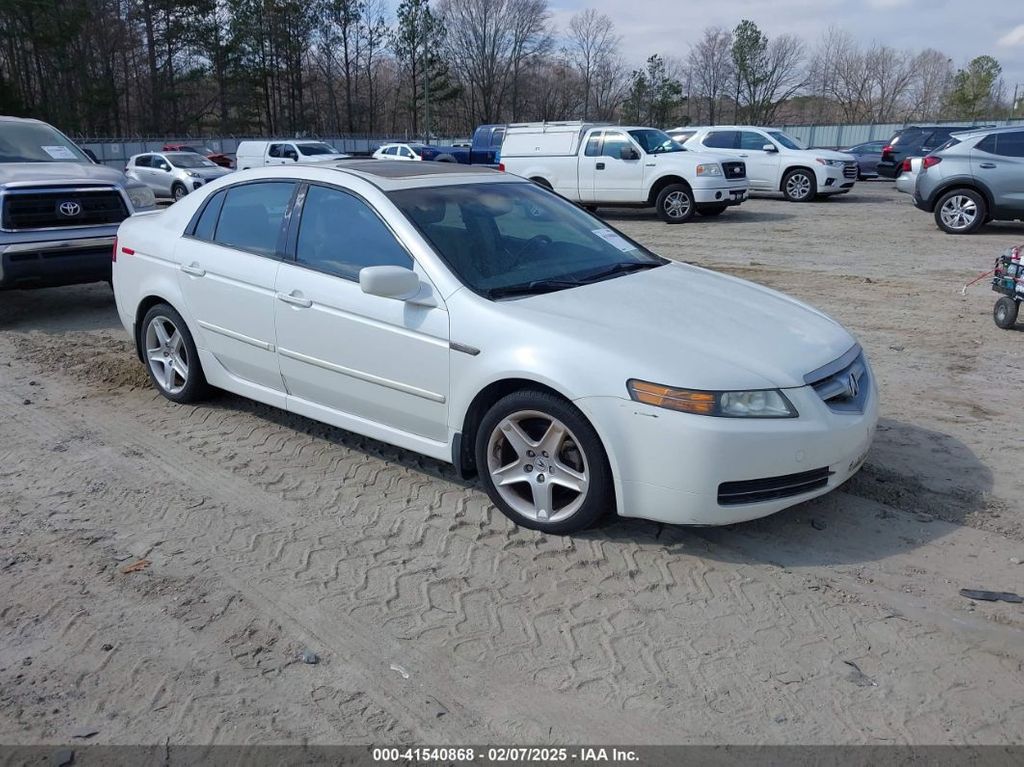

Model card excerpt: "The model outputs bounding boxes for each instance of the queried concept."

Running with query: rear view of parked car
[680,126,857,201]
[842,141,886,180]
[914,126,1024,234]
[126,151,231,201]
[876,125,979,179]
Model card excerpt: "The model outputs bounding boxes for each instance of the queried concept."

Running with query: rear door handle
[979,162,997,169]
[595,162,605,170]
[180,263,205,277]
[277,291,312,308]
[738,154,749,158]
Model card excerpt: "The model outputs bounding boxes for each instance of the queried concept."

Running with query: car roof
[683,125,783,131]
[949,125,1022,139]
[227,159,515,192]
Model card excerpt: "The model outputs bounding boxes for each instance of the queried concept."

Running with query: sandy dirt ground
[1,183,1023,746]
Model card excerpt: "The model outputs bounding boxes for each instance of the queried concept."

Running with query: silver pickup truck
[0,116,156,290]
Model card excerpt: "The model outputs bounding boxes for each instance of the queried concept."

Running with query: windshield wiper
[487,278,583,299]
[576,261,661,284]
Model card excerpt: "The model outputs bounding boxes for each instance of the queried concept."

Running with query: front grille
[718,467,831,506]
[805,345,870,413]
[843,161,857,179]
[722,161,746,179]
[2,187,128,230]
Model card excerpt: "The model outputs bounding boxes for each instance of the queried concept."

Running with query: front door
[175,180,296,392]
[737,131,782,190]
[274,183,451,443]
[594,131,645,203]
[972,130,1024,216]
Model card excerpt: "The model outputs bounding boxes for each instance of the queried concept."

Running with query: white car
[677,126,858,202]
[372,143,427,161]
[125,151,232,201]
[895,157,922,195]
[235,140,350,170]
[112,161,877,533]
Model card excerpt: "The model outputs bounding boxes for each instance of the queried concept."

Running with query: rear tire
[782,169,816,202]
[475,389,613,534]
[994,297,1020,329]
[140,303,210,403]
[935,189,986,234]
[655,183,695,224]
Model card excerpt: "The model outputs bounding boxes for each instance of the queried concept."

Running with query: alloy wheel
[939,195,978,231]
[145,315,189,395]
[786,173,812,200]
[662,190,692,220]
[486,410,590,524]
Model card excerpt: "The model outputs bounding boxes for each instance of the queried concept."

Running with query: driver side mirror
[158,163,171,171]
[360,265,434,305]
[284,150,298,161]
[619,146,640,161]
[762,144,778,153]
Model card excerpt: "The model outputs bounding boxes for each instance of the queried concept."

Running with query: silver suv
[914,126,1024,234]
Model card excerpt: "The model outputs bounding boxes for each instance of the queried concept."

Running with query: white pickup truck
[499,122,749,223]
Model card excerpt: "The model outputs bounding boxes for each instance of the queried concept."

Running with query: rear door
[176,180,296,393]
[972,130,1024,216]
[274,183,450,442]
[131,155,156,191]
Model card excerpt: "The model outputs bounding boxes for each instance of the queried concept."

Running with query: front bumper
[817,166,856,195]
[577,376,878,526]
[692,182,749,206]
[0,230,116,289]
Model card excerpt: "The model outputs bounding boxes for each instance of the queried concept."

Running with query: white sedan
[112,161,877,533]
[372,143,426,161]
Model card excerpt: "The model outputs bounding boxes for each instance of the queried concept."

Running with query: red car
[162,143,233,169]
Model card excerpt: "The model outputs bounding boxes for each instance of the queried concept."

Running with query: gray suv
[0,116,157,289]
[914,126,1024,234]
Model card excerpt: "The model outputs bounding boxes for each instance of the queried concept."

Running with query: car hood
[189,166,231,180]
[0,161,128,187]
[802,149,855,162]
[501,262,855,391]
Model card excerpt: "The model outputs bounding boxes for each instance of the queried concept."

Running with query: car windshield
[767,131,806,150]
[167,153,217,168]
[297,142,338,156]
[628,129,684,154]
[389,182,665,299]
[0,121,91,164]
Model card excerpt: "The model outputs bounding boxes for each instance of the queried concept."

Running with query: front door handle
[595,162,605,170]
[979,162,997,169]
[277,291,312,308]
[738,153,749,158]
[180,263,206,277]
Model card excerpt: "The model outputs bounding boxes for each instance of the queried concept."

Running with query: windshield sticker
[592,228,637,252]
[41,145,78,160]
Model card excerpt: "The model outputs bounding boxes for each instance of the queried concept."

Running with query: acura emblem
[58,201,82,217]
[847,372,860,398]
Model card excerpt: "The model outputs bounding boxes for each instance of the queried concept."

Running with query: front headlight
[186,170,200,177]
[126,184,156,211]
[695,163,723,176]
[816,158,844,167]
[627,379,798,418]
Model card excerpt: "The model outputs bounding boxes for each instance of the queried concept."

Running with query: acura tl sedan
[112,161,877,533]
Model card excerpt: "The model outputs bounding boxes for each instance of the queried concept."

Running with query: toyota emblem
[58,201,82,217]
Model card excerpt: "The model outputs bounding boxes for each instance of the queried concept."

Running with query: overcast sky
[549,0,1024,99]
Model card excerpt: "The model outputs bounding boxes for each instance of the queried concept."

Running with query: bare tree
[731,20,805,125]
[566,9,619,120]
[687,26,733,124]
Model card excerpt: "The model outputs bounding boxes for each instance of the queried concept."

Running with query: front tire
[141,303,210,403]
[171,183,188,202]
[994,297,1020,329]
[782,169,816,202]
[655,183,695,224]
[935,189,986,234]
[475,390,613,534]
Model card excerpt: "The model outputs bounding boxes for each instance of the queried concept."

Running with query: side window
[213,182,295,257]
[740,131,768,150]
[995,131,1024,158]
[976,135,998,154]
[601,132,630,159]
[918,131,939,151]
[704,131,738,149]
[490,127,505,148]
[296,185,413,281]
[154,154,170,170]
[268,144,283,158]
[584,132,603,157]
[135,155,151,167]
[385,146,398,156]
[192,191,226,241]
[399,147,413,158]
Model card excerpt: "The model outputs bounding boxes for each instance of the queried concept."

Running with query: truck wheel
[697,204,727,217]
[656,184,695,224]
[171,182,188,202]
[994,297,1020,329]
[782,169,816,202]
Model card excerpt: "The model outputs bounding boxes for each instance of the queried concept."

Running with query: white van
[234,140,350,170]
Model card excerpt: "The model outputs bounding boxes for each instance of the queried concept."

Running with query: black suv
[877,125,981,179]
